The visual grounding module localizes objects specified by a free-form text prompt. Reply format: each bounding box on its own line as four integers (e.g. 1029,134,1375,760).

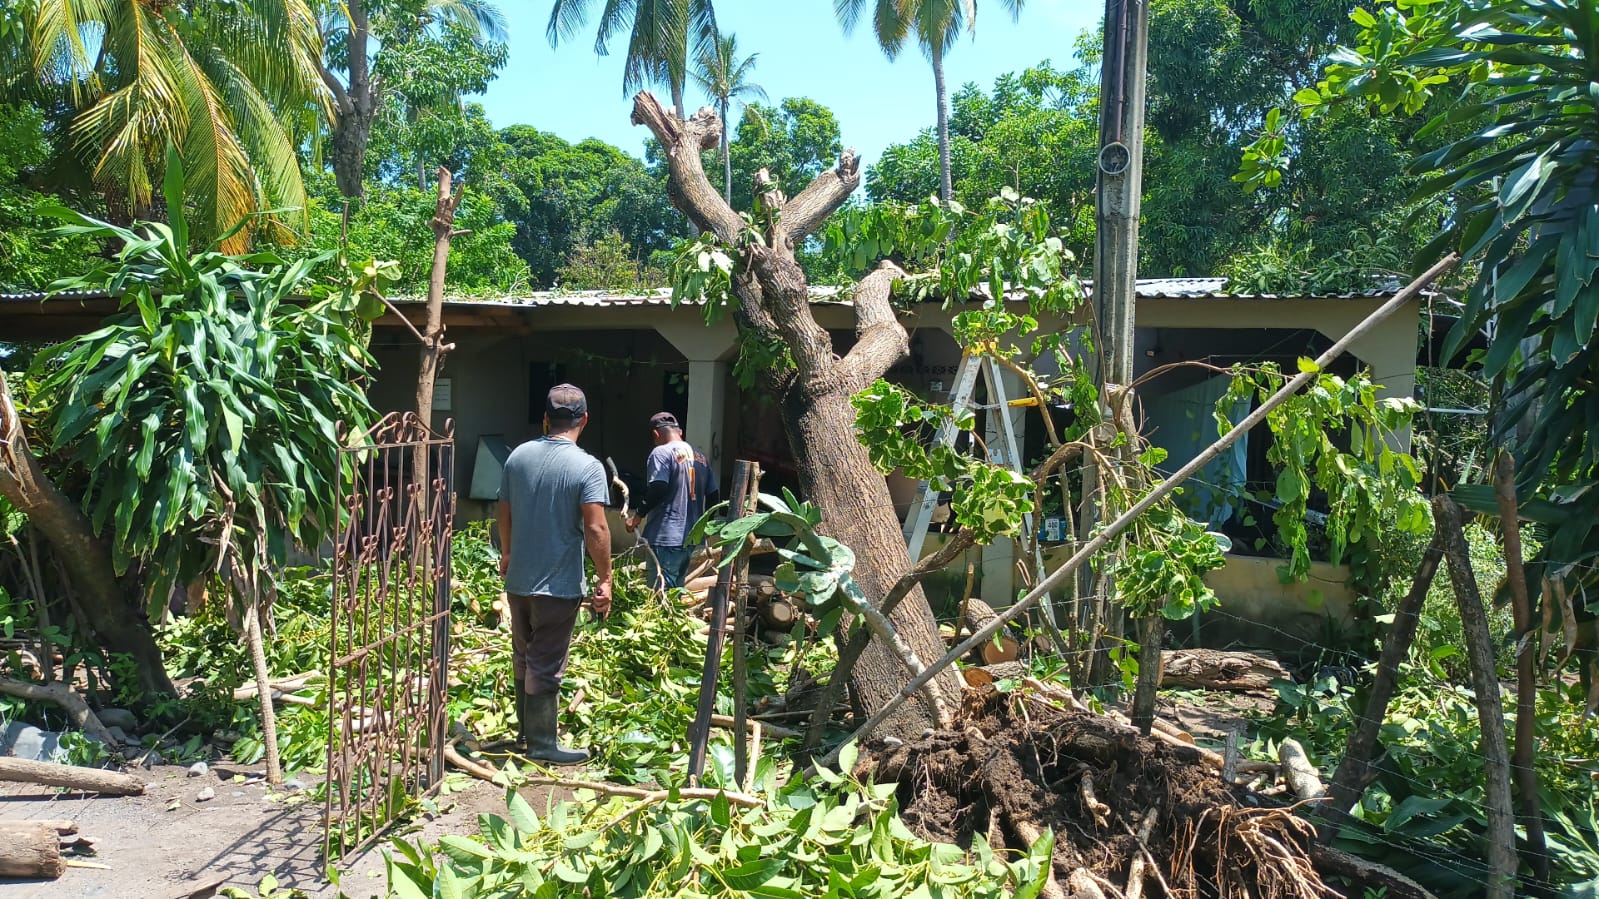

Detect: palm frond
547,0,598,46
208,54,311,242
871,0,911,57
166,28,256,250
431,0,509,42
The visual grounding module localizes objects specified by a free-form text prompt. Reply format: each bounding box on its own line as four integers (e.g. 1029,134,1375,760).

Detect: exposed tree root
855,687,1375,899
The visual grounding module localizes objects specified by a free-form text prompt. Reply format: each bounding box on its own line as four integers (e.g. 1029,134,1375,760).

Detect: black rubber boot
523,692,589,765
511,675,527,746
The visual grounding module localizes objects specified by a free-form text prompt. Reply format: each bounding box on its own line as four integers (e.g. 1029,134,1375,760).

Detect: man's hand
625,514,640,533
592,580,613,619
498,552,508,579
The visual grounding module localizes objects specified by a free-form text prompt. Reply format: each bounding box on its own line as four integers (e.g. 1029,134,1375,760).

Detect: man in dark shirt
626,412,717,591
497,384,611,764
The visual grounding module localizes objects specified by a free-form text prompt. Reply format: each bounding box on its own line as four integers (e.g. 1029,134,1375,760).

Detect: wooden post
686,460,756,786
1130,613,1163,734
1436,497,1516,899
731,463,761,790
1495,453,1549,881
1323,506,1448,827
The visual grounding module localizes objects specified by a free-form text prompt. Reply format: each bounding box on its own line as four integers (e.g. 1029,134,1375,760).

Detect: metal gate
325,412,454,859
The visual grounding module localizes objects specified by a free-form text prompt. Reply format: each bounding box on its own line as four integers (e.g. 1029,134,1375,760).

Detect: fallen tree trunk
813,252,1461,768
0,822,63,879
0,757,145,796
1158,649,1290,692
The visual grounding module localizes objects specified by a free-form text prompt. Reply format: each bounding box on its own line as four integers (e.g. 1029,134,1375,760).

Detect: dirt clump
856,686,1339,899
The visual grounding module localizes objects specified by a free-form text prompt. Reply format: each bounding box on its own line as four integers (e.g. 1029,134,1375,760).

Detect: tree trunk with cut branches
413,166,463,489
633,94,963,737
0,372,175,700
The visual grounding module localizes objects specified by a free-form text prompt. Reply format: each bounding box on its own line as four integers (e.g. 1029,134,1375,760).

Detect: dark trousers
508,593,582,695
645,544,694,590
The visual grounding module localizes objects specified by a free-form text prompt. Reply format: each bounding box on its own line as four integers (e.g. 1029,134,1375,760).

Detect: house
0,278,1439,652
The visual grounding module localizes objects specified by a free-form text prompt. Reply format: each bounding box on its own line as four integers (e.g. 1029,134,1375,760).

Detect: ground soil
0,763,565,898
858,687,1340,899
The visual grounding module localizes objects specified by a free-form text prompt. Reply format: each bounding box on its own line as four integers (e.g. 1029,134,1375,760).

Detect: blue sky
477,0,1101,168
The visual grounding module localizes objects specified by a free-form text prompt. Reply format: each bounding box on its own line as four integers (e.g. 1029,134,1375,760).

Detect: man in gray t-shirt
497,384,611,764
626,412,717,591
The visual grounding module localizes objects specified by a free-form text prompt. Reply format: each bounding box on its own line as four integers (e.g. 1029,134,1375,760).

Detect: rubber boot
523,692,589,765
511,675,527,747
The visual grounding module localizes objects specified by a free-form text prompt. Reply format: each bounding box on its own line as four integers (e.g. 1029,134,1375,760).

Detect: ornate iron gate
325,412,454,859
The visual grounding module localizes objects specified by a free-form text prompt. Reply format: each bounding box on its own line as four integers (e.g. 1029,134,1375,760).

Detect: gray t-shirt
642,439,716,547
500,436,608,599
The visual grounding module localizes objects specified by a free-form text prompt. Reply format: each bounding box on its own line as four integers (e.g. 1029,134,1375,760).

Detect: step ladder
902,353,1049,608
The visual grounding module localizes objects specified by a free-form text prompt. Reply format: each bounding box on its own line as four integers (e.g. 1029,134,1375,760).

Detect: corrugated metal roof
0,289,119,303
0,278,1399,308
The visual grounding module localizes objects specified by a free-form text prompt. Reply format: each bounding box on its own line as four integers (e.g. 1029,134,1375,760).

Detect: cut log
760,598,797,629
1279,739,1326,800
963,599,1020,664
0,819,77,835
0,757,145,796
0,822,64,879
684,574,719,595
961,662,1028,687
1158,649,1290,692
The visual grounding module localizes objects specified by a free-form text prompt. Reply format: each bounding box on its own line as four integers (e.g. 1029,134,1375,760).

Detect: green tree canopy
726,97,842,213
500,126,679,286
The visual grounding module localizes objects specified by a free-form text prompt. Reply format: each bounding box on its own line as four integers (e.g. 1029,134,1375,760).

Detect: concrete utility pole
1083,0,1150,690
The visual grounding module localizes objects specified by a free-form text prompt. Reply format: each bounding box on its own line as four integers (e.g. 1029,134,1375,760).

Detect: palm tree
547,0,719,118
692,34,766,203
9,0,327,249
835,0,1024,202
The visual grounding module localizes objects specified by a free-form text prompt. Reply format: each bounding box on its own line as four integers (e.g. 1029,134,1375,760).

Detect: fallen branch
444,739,764,808
1305,841,1439,899
0,757,144,796
0,676,115,747
815,254,1459,767
711,713,798,740
231,670,322,700
1124,806,1164,899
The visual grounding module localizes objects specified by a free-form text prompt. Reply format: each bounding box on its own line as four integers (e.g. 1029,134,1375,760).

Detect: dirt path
0,763,554,898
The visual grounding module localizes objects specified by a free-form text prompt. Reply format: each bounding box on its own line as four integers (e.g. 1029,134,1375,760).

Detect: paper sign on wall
432,378,452,410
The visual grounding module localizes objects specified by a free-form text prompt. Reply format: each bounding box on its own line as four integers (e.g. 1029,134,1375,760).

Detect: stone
195,786,216,802
282,778,308,792
105,726,128,746
0,721,66,763
188,761,209,778
140,750,165,768
96,708,137,731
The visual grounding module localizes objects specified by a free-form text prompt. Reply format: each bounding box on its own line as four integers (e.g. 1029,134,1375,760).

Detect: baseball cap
649,412,680,431
546,384,587,420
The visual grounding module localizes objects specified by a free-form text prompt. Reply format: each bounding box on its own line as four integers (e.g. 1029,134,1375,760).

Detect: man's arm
496,499,512,578
581,502,612,616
